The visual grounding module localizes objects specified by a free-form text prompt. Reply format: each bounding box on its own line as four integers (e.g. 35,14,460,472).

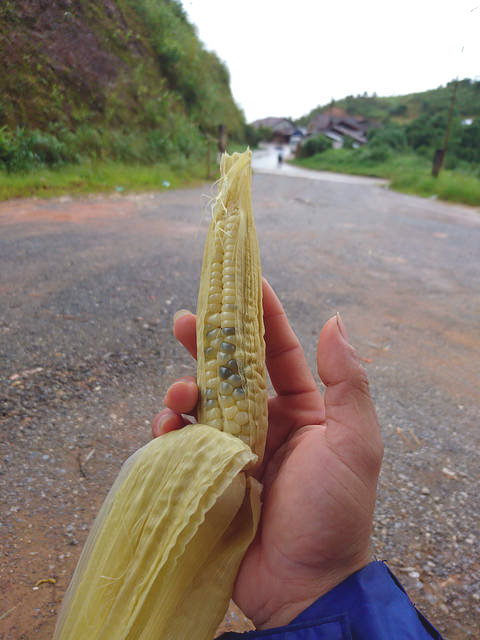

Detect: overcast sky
180,0,480,122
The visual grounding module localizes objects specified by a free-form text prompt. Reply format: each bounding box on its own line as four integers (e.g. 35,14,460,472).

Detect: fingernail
154,413,167,428
159,414,169,426
173,309,191,323
157,414,172,432
153,413,169,437
336,312,350,342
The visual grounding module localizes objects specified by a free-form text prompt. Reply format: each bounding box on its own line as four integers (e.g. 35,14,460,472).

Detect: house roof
308,112,373,138
307,113,331,133
251,117,293,131
331,124,367,144
274,121,295,136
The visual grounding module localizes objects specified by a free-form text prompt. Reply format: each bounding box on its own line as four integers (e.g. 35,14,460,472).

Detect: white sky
180,0,480,122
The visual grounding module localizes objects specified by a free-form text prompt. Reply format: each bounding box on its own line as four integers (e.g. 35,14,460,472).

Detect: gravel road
1,167,479,638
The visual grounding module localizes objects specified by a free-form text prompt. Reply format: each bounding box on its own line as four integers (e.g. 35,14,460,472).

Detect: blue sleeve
219,561,443,639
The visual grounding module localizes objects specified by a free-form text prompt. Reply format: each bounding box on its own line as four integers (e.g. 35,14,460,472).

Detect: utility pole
217,124,226,154
432,79,459,177
206,138,211,179
443,78,459,155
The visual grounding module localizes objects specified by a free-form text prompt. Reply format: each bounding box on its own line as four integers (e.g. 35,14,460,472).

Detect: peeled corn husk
54,426,261,639
54,150,266,639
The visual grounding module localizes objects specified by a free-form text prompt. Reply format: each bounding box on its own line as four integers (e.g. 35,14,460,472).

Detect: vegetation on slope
0,0,248,188
296,79,480,126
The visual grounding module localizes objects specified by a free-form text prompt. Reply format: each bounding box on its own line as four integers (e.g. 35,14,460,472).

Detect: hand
152,279,383,629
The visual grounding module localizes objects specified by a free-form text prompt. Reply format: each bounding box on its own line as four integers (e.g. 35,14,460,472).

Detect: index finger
172,280,317,398
173,310,197,359
262,278,317,397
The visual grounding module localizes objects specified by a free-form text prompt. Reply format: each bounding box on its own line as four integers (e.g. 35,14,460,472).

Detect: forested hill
0,0,245,155
297,79,480,126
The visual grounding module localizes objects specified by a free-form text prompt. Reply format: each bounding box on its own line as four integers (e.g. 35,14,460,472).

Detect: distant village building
251,117,296,144
289,127,307,153
251,110,376,148
307,108,374,147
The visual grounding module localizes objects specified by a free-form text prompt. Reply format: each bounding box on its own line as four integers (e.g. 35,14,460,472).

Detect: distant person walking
277,150,283,167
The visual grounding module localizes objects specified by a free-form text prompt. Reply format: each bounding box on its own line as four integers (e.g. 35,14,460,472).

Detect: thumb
316,314,383,479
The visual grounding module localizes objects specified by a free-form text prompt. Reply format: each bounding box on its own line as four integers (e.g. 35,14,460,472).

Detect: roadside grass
292,149,480,207
0,158,211,201
390,170,480,207
292,149,429,178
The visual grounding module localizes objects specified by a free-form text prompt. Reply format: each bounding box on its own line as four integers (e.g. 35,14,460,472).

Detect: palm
234,395,377,623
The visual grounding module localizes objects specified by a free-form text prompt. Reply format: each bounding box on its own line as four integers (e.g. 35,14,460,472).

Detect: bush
169,117,203,158
0,120,208,173
368,124,408,151
31,130,77,166
107,130,143,163
457,120,480,163
0,127,37,172
244,124,264,148
0,127,76,171
67,125,104,158
357,143,391,163
0,126,14,169
299,134,333,157
342,135,355,149
388,103,407,117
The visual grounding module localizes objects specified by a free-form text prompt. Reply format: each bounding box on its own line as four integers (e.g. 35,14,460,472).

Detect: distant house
291,126,307,138
308,109,374,147
289,127,307,153
251,117,296,143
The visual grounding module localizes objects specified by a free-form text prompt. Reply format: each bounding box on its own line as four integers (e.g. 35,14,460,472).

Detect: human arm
218,561,444,639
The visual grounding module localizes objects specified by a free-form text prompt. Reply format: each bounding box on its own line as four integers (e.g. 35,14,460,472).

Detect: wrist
254,556,372,630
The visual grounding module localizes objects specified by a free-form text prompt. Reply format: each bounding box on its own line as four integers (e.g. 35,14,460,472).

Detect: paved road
1,169,479,638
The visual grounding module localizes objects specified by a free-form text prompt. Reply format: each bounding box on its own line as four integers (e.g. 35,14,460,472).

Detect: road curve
252,144,388,186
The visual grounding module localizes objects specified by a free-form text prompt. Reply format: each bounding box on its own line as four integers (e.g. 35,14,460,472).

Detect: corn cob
197,150,268,461
53,150,266,639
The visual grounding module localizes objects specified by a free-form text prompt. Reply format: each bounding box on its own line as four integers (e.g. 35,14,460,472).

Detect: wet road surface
1,168,479,638
252,143,387,185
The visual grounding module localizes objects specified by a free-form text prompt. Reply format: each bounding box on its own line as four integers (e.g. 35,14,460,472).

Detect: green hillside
0,0,246,174
293,79,480,207
297,79,480,126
